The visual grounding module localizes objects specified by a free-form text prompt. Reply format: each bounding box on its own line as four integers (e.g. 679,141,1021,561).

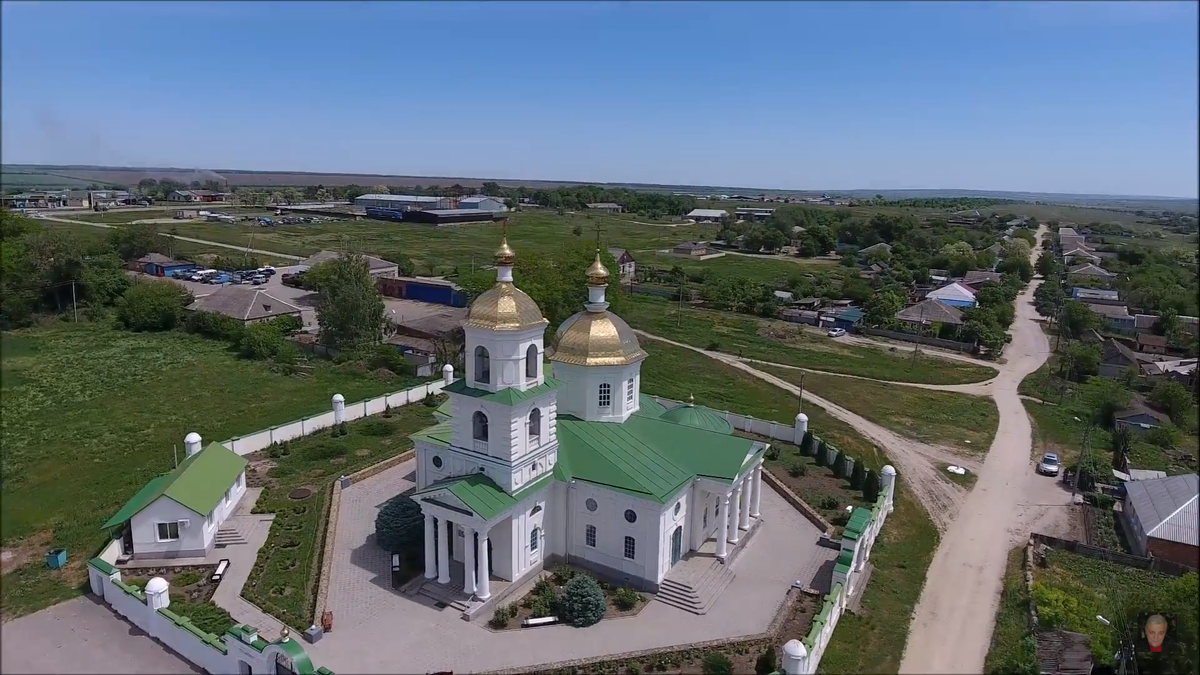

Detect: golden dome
550,309,647,367
465,282,548,331
495,237,515,266
586,251,609,286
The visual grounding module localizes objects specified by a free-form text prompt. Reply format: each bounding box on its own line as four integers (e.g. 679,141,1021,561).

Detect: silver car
1037,453,1060,476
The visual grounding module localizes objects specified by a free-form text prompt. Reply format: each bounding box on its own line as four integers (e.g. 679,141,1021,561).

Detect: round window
585,498,598,512
624,509,637,524
674,502,681,516
432,456,443,469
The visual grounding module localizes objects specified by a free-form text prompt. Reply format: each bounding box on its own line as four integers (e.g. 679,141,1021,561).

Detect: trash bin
46,549,67,570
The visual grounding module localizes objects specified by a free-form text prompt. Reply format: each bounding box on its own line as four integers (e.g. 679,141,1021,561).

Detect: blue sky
2,1,1197,197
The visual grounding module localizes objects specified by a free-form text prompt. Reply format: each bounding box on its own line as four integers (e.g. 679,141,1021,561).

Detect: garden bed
756,436,877,537
122,566,233,635
487,565,651,630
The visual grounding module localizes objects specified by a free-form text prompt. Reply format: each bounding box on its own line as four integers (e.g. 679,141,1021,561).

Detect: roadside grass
759,438,878,537
984,547,1036,674
640,340,937,674
940,464,980,489
243,403,437,630
0,323,411,619
757,367,1000,453
626,296,997,385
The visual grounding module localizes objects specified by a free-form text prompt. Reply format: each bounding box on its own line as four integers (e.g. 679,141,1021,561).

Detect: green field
2,172,103,189
759,367,1000,453
0,323,410,618
625,296,998,385
41,220,298,266
639,339,937,674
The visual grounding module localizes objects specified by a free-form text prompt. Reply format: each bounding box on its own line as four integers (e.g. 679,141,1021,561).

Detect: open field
758,367,1000,453
2,172,110,189
626,296,998,385
71,207,270,225
639,340,937,674
642,249,839,281
39,221,297,266
243,403,436,630
0,323,408,618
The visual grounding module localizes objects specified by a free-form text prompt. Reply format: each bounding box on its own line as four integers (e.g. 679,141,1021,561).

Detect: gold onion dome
550,310,647,367
586,252,609,286
494,237,516,266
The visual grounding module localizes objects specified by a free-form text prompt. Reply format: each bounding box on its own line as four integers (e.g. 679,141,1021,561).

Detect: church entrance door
671,526,683,565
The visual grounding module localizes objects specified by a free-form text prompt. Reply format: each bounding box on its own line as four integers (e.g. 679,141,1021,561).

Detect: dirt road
898,227,1074,674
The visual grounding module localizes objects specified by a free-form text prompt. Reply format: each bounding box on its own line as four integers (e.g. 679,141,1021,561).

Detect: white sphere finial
783,639,807,658
795,412,809,423
184,432,201,444
332,393,345,404
145,577,169,594
882,464,897,476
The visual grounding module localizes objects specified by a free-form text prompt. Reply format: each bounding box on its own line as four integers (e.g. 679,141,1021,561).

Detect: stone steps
417,582,472,613
655,560,735,615
214,525,247,547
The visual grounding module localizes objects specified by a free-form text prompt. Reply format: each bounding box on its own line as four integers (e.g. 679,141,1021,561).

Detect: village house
299,250,400,278
896,298,964,329
1114,404,1169,434
1085,303,1135,333
1071,288,1122,306
684,208,729,223
186,287,304,325
673,241,708,257
607,247,636,278
925,281,977,309
586,202,624,214
1121,473,1199,568
1068,263,1115,282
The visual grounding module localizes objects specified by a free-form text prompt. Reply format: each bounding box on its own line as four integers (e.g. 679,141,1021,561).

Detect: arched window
472,411,489,442
528,408,541,441
530,527,540,552
474,346,490,383
598,383,612,408
525,344,538,379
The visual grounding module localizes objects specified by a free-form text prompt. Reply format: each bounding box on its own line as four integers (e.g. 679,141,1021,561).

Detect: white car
827,328,847,338
1037,453,1060,476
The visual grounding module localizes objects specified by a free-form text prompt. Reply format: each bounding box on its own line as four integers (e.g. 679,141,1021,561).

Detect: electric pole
71,280,78,322
796,373,805,415
1072,423,1093,494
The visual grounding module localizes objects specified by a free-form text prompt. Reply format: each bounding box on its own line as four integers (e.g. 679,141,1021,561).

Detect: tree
814,439,828,465
1082,378,1132,428
1060,342,1101,381
116,280,191,332
864,289,904,328
1111,425,1132,469
374,495,424,555
755,648,777,675
108,222,162,261
701,652,734,675
558,574,606,627
1150,380,1195,426
1036,249,1057,277
850,458,866,490
862,468,880,501
1060,301,1099,340
1000,238,1031,262
316,253,386,352
832,448,848,478
799,430,813,455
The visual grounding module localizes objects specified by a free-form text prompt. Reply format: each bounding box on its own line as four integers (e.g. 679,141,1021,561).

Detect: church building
408,237,768,598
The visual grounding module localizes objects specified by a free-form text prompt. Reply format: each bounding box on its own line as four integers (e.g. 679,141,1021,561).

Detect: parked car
827,328,847,338
257,266,276,276
251,275,267,285
1037,453,1060,476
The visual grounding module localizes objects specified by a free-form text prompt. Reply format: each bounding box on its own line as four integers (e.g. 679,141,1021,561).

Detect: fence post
332,394,345,425
781,639,808,675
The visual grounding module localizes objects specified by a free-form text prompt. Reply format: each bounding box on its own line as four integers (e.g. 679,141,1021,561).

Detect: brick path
316,459,833,673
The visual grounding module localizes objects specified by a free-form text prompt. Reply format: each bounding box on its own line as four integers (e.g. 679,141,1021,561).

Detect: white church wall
511,496,548,577
553,362,641,423
545,480,570,558
567,482,663,590
656,485,690,583
491,515,515,580
464,325,545,393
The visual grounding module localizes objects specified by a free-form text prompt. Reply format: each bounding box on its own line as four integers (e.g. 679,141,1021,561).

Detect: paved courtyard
314,459,832,673
0,596,201,675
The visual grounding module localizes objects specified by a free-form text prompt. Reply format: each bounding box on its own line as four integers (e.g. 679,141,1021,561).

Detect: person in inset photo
1139,614,1174,654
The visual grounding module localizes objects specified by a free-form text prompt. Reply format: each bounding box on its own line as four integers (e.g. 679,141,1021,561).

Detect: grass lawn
243,402,437,630
639,250,838,283
984,547,1036,674
39,220,293,263
760,437,879,537
758,367,1001,453
639,340,938,674
0,322,411,619
626,296,997,385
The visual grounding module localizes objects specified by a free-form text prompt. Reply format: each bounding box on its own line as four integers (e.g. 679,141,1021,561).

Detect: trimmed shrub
488,603,516,629
799,430,814,455
786,460,807,477
116,280,191,332
374,495,424,554
819,495,839,510
755,647,777,675
764,445,780,460
863,468,880,501
550,565,577,585
814,440,828,465
358,418,394,437
832,449,848,478
850,458,866,490
612,586,640,611
558,574,607,627
701,652,734,675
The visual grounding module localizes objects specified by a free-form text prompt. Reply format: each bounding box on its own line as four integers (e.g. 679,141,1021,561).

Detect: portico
421,511,494,600
688,458,764,562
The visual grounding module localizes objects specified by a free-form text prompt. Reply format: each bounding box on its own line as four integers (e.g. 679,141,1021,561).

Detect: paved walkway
0,596,201,674
314,459,830,673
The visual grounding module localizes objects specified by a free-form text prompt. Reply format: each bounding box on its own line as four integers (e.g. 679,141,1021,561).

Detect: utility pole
796,373,805,415
71,280,78,322
1072,423,1093,494
911,302,927,366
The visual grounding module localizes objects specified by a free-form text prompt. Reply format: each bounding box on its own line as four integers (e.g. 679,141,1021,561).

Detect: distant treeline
864,196,1026,209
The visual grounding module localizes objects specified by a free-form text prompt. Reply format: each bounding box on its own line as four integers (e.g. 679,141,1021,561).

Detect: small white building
102,435,248,560
685,208,730,223
459,196,509,212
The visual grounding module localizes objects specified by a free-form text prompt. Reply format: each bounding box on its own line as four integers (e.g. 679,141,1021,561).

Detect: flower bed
487,565,651,630
122,566,233,635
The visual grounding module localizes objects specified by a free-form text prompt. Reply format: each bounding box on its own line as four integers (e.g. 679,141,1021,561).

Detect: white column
436,517,451,584
423,513,437,579
738,476,751,530
727,484,741,545
476,528,491,600
716,495,730,559
462,527,477,595
750,464,762,518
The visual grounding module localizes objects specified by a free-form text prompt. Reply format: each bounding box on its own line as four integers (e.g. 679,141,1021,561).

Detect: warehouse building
458,196,509,212
403,208,507,225
377,276,468,307
354,194,455,210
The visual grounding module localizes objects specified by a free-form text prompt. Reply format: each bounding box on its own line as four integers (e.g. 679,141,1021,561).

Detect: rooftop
356,194,445,203
1123,473,1198,546
685,209,728,219
1068,263,1114,277
896,298,965,326
1083,302,1131,320
187,287,303,322
301,250,397,271
102,442,247,528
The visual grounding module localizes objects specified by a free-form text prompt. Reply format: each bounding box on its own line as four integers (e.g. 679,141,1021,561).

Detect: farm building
3,191,68,209
354,194,454,210
133,253,198,278
587,202,624,213
673,241,708,256
735,207,774,221
1120,473,1198,568
403,208,507,225
167,190,224,203
685,208,729,223
858,242,893,257
608,247,636,278
1071,288,1121,305
299,250,399,278
925,282,977,309
186,287,303,325
102,435,247,560
458,196,509,212
377,276,468,307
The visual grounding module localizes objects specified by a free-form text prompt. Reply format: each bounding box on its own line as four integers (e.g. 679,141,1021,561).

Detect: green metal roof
410,420,452,447
412,472,553,520
102,442,247,529
634,394,667,419
845,507,872,538
433,397,453,421
442,376,561,406
658,403,734,434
